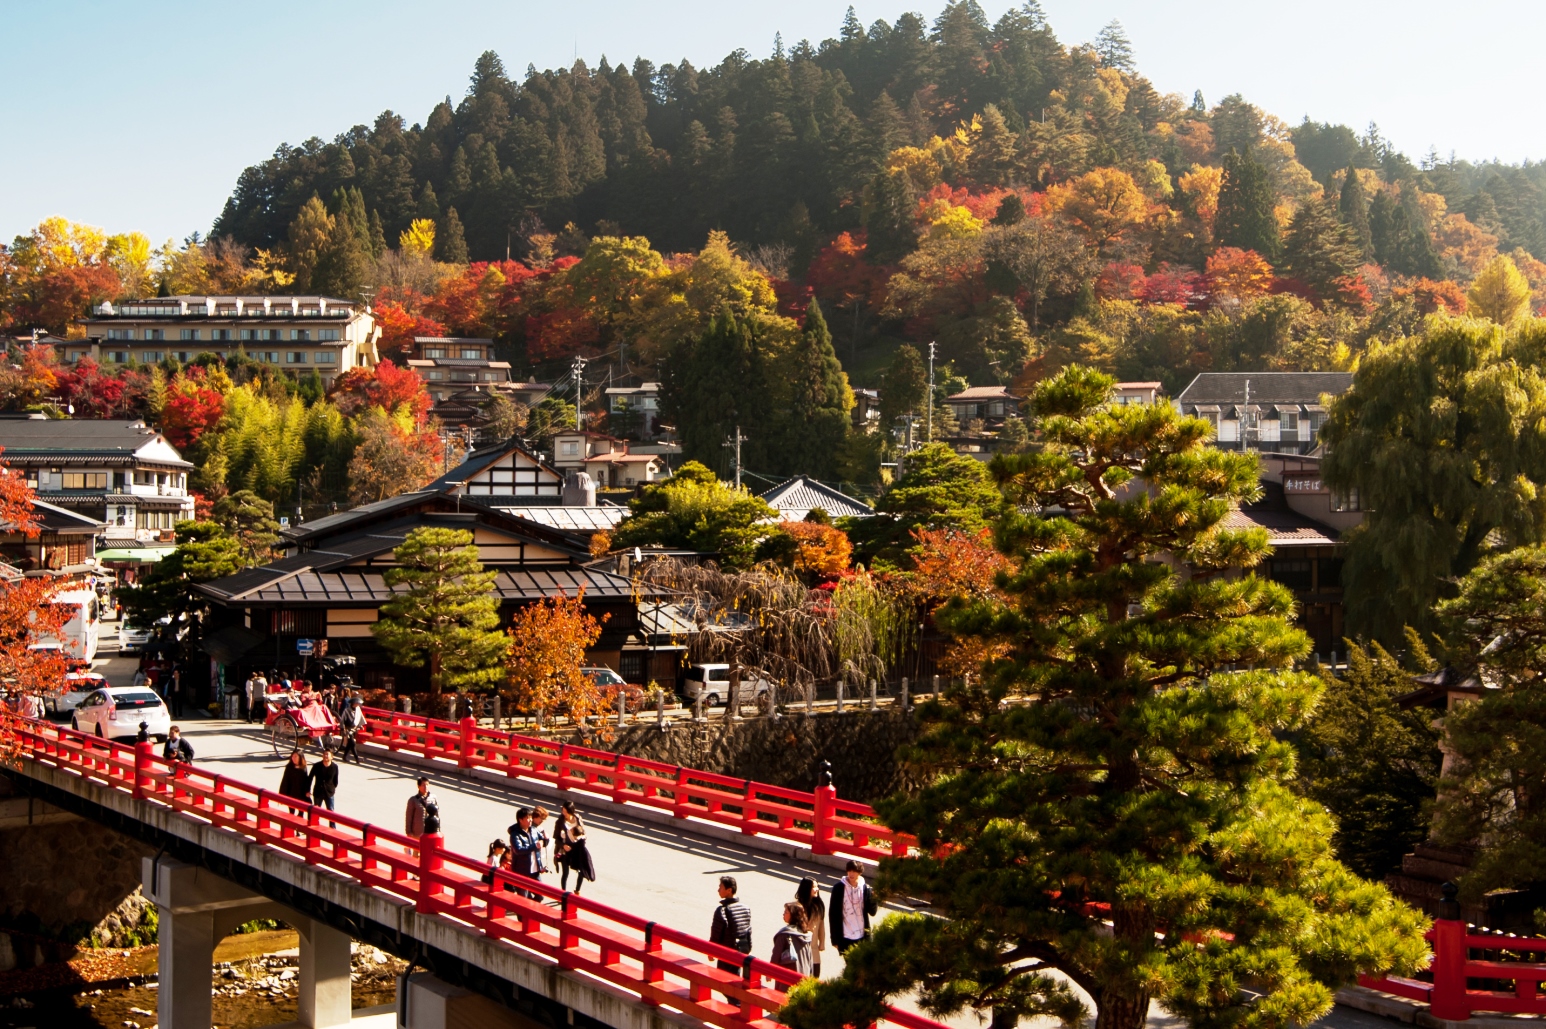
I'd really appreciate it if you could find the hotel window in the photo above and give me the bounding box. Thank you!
[262,352,280,363]
[143,329,164,340]
[141,352,163,363]
[291,329,310,341]
[211,329,231,341]
[179,329,200,341]
[319,329,340,341]
[286,352,308,364]
[172,352,193,363]
[107,328,132,340]
[300,307,319,317]
[314,351,336,364]
[107,351,129,364]
[60,472,108,489]
[239,329,255,341]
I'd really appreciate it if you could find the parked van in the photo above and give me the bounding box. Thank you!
[29,588,101,665]
[681,664,772,708]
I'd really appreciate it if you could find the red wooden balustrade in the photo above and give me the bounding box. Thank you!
[1360,918,1546,1020]
[0,711,941,1029]
[356,708,918,862]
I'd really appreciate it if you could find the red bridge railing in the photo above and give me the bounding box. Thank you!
[0,712,941,1029]
[357,707,918,862]
[1360,918,1546,1020]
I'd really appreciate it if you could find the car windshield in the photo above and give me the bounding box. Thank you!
[113,692,163,710]
[586,669,625,686]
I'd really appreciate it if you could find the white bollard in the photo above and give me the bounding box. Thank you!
[836,681,845,714]
[900,677,909,711]
[869,679,878,712]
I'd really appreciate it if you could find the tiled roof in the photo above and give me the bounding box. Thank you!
[1175,373,1353,406]
[758,476,874,520]
[1221,481,1339,547]
[495,507,630,533]
[198,564,660,606]
[0,418,187,460]
[946,385,1020,401]
[2,498,106,534]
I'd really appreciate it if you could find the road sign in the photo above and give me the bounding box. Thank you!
[296,638,315,656]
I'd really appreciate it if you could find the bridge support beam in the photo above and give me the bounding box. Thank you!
[299,918,354,1028]
[400,972,542,1029]
[143,857,356,1029]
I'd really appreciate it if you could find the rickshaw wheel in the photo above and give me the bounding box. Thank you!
[270,715,302,756]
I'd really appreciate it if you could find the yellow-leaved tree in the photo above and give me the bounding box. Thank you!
[1467,254,1533,325]
[400,219,436,261]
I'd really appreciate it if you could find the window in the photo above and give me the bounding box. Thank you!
[1279,411,1300,441]
[172,351,192,363]
[239,329,255,341]
[59,472,108,489]
[141,352,163,363]
[1331,489,1361,512]
[483,372,500,381]
[424,348,446,359]
[143,328,164,341]
[262,352,279,363]
[286,352,308,364]
[1318,558,1344,589]
[619,652,646,682]
[427,370,443,380]
[314,351,336,364]
[561,441,579,456]
[107,328,133,340]
[292,329,311,341]
[211,329,231,341]
[460,348,482,359]
[179,329,200,341]
[318,329,340,342]
[107,351,129,364]
[1268,559,1314,592]
[270,610,325,636]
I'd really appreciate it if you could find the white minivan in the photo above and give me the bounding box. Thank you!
[681,664,772,707]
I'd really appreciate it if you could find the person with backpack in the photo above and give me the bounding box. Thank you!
[828,860,878,955]
[771,902,814,979]
[507,807,542,900]
[709,875,753,1005]
[162,725,194,764]
[404,776,440,838]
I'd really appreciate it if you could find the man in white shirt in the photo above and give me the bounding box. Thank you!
[827,859,877,955]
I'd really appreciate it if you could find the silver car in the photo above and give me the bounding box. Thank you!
[117,622,154,654]
[681,664,772,707]
[72,686,172,743]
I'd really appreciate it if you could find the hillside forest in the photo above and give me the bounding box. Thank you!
[4,0,1546,490]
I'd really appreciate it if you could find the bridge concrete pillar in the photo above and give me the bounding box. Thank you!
[145,857,354,1029]
[143,857,283,1029]
[399,972,541,1029]
[298,918,353,1028]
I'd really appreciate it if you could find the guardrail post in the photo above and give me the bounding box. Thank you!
[742,779,757,836]
[813,779,837,856]
[836,680,845,714]
[458,716,476,769]
[932,674,940,700]
[869,679,877,712]
[1430,883,1471,1021]
[656,689,666,730]
[557,743,570,790]
[613,752,627,804]
[900,677,909,711]
[674,766,690,820]
[492,696,501,730]
[416,833,444,914]
[132,739,154,800]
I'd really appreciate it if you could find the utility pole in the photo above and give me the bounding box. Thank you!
[723,425,746,489]
[926,341,936,443]
[571,355,587,431]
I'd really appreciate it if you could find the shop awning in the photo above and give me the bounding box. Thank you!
[96,547,177,563]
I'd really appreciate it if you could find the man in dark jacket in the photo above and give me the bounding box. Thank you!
[162,725,194,764]
[709,876,753,1005]
[309,748,340,826]
[829,860,878,955]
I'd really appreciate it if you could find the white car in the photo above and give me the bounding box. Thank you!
[72,686,172,743]
[681,664,772,707]
[49,670,109,715]
[117,622,154,654]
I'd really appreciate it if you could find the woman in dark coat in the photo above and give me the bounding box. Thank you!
[278,750,311,812]
[555,800,596,894]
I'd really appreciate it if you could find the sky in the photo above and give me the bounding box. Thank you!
[3,0,1541,246]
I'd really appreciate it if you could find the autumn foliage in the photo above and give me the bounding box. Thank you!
[505,591,609,726]
[777,521,854,580]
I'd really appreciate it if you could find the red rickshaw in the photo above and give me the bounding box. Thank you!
[264,687,340,755]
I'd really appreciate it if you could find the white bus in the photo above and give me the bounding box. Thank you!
[29,588,102,665]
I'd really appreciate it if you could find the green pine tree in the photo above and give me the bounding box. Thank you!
[878,345,928,428]
[1283,196,1364,303]
[437,207,469,264]
[211,489,282,566]
[778,300,851,479]
[1215,148,1280,260]
[660,309,775,476]
[371,527,508,697]
[416,181,441,222]
[785,367,1428,1029]
[367,210,387,259]
[1338,167,1373,260]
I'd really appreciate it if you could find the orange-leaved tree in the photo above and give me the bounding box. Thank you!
[778,520,853,579]
[0,451,69,759]
[906,526,1015,676]
[506,591,608,727]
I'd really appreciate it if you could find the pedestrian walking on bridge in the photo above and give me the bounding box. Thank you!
[405,776,440,839]
[709,875,752,1005]
[795,877,826,976]
[829,860,876,955]
[309,747,339,826]
[555,801,595,894]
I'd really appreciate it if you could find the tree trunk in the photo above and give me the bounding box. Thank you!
[1094,984,1149,1029]
[430,650,442,698]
